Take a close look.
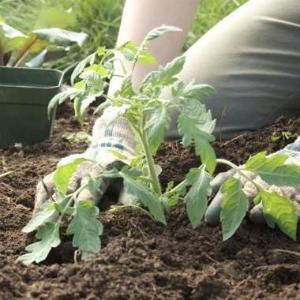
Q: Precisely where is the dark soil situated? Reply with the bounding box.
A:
[0,105,299,300]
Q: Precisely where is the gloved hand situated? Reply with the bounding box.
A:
[34,109,137,214]
[205,137,300,226]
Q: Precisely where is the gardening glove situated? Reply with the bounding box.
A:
[205,136,300,226]
[34,109,137,214]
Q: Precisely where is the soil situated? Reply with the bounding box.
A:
[0,104,299,300]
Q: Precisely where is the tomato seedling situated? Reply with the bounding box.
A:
[19,26,299,265]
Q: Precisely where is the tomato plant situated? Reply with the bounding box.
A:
[19,26,299,265]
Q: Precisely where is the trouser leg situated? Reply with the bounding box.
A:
[166,0,300,140]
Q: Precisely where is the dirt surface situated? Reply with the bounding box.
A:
[0,105,300,300]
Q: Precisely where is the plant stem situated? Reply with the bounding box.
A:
[216,158,263,192]
[138,129,162,195]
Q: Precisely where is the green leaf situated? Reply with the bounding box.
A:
[0,21,27,54]
[32,28,88,48]
[221,178,249,240]
[120,169,166,224]
[119,41,156,65]
[172,82,215,101]
[185,166,212,228]
[178,99,216,173]
[260,191,298,240]
[178,100,215,147]
[71,52,96,85]
[143,25,181,43]
[48,88,81,119]
[54,158,85,195]
[17,223,60,265]
[22,201,56,233]
[195,138,216,174]
[116,75,135,98]
[145,105,170,154]
[258,165,300,187]
[67,200,103,260]
[245,152,288,172]
[142,55,185,90]
[74,94,97,123]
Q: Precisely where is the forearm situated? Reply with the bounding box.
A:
[111,0,198,92]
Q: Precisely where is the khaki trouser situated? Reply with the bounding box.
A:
[166,0,300,139]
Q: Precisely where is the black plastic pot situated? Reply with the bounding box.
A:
[0,66,63,148]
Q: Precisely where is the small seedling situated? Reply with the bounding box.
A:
[271,131,294,143]
[19,26,300,265]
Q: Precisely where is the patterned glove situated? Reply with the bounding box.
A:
[205,137,300,226]
[34,110,137,214]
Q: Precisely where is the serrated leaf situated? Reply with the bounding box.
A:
[54,158,86,195]
[115,75,135,98]
[260,191,298,240]
[145,105,170,154]
[143,25,181,43]
[48,88,81,119]
[173,82,215,102]
[245,152,288,172]
[142,55,185,91]
[221,178,249,240]
[258,164,300,187]
[17,223,60,265]
[185,166,212,228]
[178,99,216,173]
[120,170,166,224]
[195,137,216,174]
[71,52,96,85]
[22,201,56,233]
[82,64,109,78]
[74,93,97,123]
[67,200,103,259]
[178,100,215,147]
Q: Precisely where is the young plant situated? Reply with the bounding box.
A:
[0,8,87,68]
[19,26,299,265]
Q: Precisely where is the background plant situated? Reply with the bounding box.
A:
[19,26,299,265]
[0,7,88,68]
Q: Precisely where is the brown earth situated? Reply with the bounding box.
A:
[0,104,299,300]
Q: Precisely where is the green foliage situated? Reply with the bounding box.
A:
[220,178,248,240]
[245,152,300,187]
[67,200,103,260]
[22,201,56,233]
[19,157,103,265]
[21,25,300,265]
[120,168,166,224]
[0,7,87,67]
[18,222,61,265]
[185,166,212,228]
[260,191,298,240]
[54,158,85,194]
[218,152,299,240]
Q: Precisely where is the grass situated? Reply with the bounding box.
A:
[0,0,247,70]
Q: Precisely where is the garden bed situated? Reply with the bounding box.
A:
[0,105,299,300]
